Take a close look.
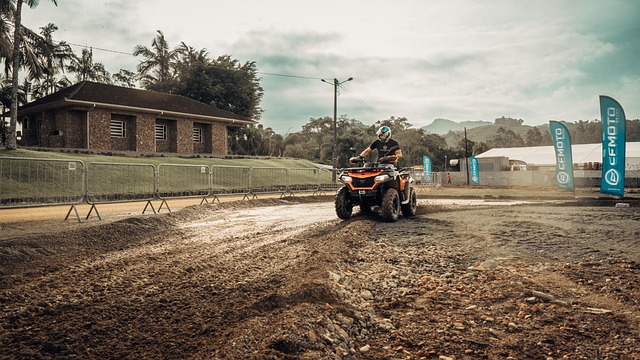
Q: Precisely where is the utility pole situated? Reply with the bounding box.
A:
[464,127,470,186]
[321,77,353,182]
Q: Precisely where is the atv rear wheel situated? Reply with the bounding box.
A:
[381,188,400,222]
[335,186,353,220]
[401,187,417,217]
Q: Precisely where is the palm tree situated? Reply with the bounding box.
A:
[1,0,14,72]
[133,30,178,93]
[66,47,111,84]
[33,23,74,95]
[112,69,137,88]
[6,0,58,150]
[0,75,11,144]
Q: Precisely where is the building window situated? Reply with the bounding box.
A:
[110,120,126,138]
[192,128,202,143]
[155,124,167,141]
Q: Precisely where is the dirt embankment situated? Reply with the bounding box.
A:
[1,190,639,359]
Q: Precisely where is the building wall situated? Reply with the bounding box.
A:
[20,106,231,156]
[193,122,212,153]
[155,118,177,153]
[88,108,112,150]
[212,122,227,155]
[18,113,41,146]
[136,114,156,153]
[176,119,192,154]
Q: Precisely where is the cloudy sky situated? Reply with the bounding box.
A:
[23,0,639,134]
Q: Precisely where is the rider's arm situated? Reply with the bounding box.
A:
[359,147,372,158]
[394,149,403,160]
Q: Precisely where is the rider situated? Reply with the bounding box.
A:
[358,125,402,165]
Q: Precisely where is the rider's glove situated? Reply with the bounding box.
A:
[349,156,363,164]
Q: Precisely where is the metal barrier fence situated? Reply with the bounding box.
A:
[86,162,157,204]
[4,156,640,221]
[0,157,336,220]
[249,167,288,197]
[0,157,84,207]
[210,165,251,199]
[286,168,322,194]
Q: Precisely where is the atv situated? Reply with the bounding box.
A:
[334,150,417,222]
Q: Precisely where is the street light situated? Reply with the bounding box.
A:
[321,77,353,182]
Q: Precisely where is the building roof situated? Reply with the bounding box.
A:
[18,81,256,125]
[476,142,640,167]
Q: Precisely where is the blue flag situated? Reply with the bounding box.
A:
[470,156,479,185]
[600,96,626,197]
[549,121,575,191]
[423,156,432,183]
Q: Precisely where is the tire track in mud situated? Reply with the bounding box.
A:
[411,203,640,264]
[2,198,639,358]
[0,200,347,358]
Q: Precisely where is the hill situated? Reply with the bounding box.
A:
[421,118,492,135]
[442,123,550,147]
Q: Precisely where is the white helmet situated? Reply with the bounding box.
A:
[376,126,391,143]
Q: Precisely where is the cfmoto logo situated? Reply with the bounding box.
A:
[604,169,620,186]
[557,172,569,184]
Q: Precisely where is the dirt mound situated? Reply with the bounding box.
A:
[1,195,639,359]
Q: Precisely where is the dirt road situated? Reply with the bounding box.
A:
[1,191,639,359]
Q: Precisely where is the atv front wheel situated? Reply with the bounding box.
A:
[401,187,417,217]
[381,188,400,222]
[335,187,353,220]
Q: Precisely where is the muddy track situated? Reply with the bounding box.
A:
[1,197,639,359]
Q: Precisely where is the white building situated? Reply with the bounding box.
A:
[475,142,640,171]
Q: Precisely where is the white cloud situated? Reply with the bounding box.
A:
[19,0,640,133]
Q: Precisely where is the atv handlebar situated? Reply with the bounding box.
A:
[378,155,398,164]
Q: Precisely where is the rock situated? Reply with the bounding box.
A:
[328,271,342,283]
[480,260,499,270]
[308,329,317,342]
[378,318,395,331]
[336,313,354,327]
[361,289,374,301]
[359,344,371,352]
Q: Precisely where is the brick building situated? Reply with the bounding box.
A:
[16,81,256,155]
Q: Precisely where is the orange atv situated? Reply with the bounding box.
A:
[335,149,417,222]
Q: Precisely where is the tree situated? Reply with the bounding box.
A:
[627,119,640,142]
[524,127,544,146]
[112,69,137,88]
[32,23,73,96]
[472,141,491,156]
[178,55,263,120]
[491,127,525,148]
[133,30,178,93]
[6,0,58,150]
[66,47,111,83]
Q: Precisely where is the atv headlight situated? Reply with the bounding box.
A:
[374,174,389,182]
[340,175,352,183]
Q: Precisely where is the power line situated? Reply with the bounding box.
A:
[63,40,324,80]
[339,84,384,119]
[258,72,322,80]
[61,40,381,117]
[65,42,133,56]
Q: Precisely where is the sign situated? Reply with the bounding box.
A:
[549,121,575,191]
[470,156,479,185]
[599,95,626,197]
[423,156,432,183]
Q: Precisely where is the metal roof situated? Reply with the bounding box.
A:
[476,142,640,167]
